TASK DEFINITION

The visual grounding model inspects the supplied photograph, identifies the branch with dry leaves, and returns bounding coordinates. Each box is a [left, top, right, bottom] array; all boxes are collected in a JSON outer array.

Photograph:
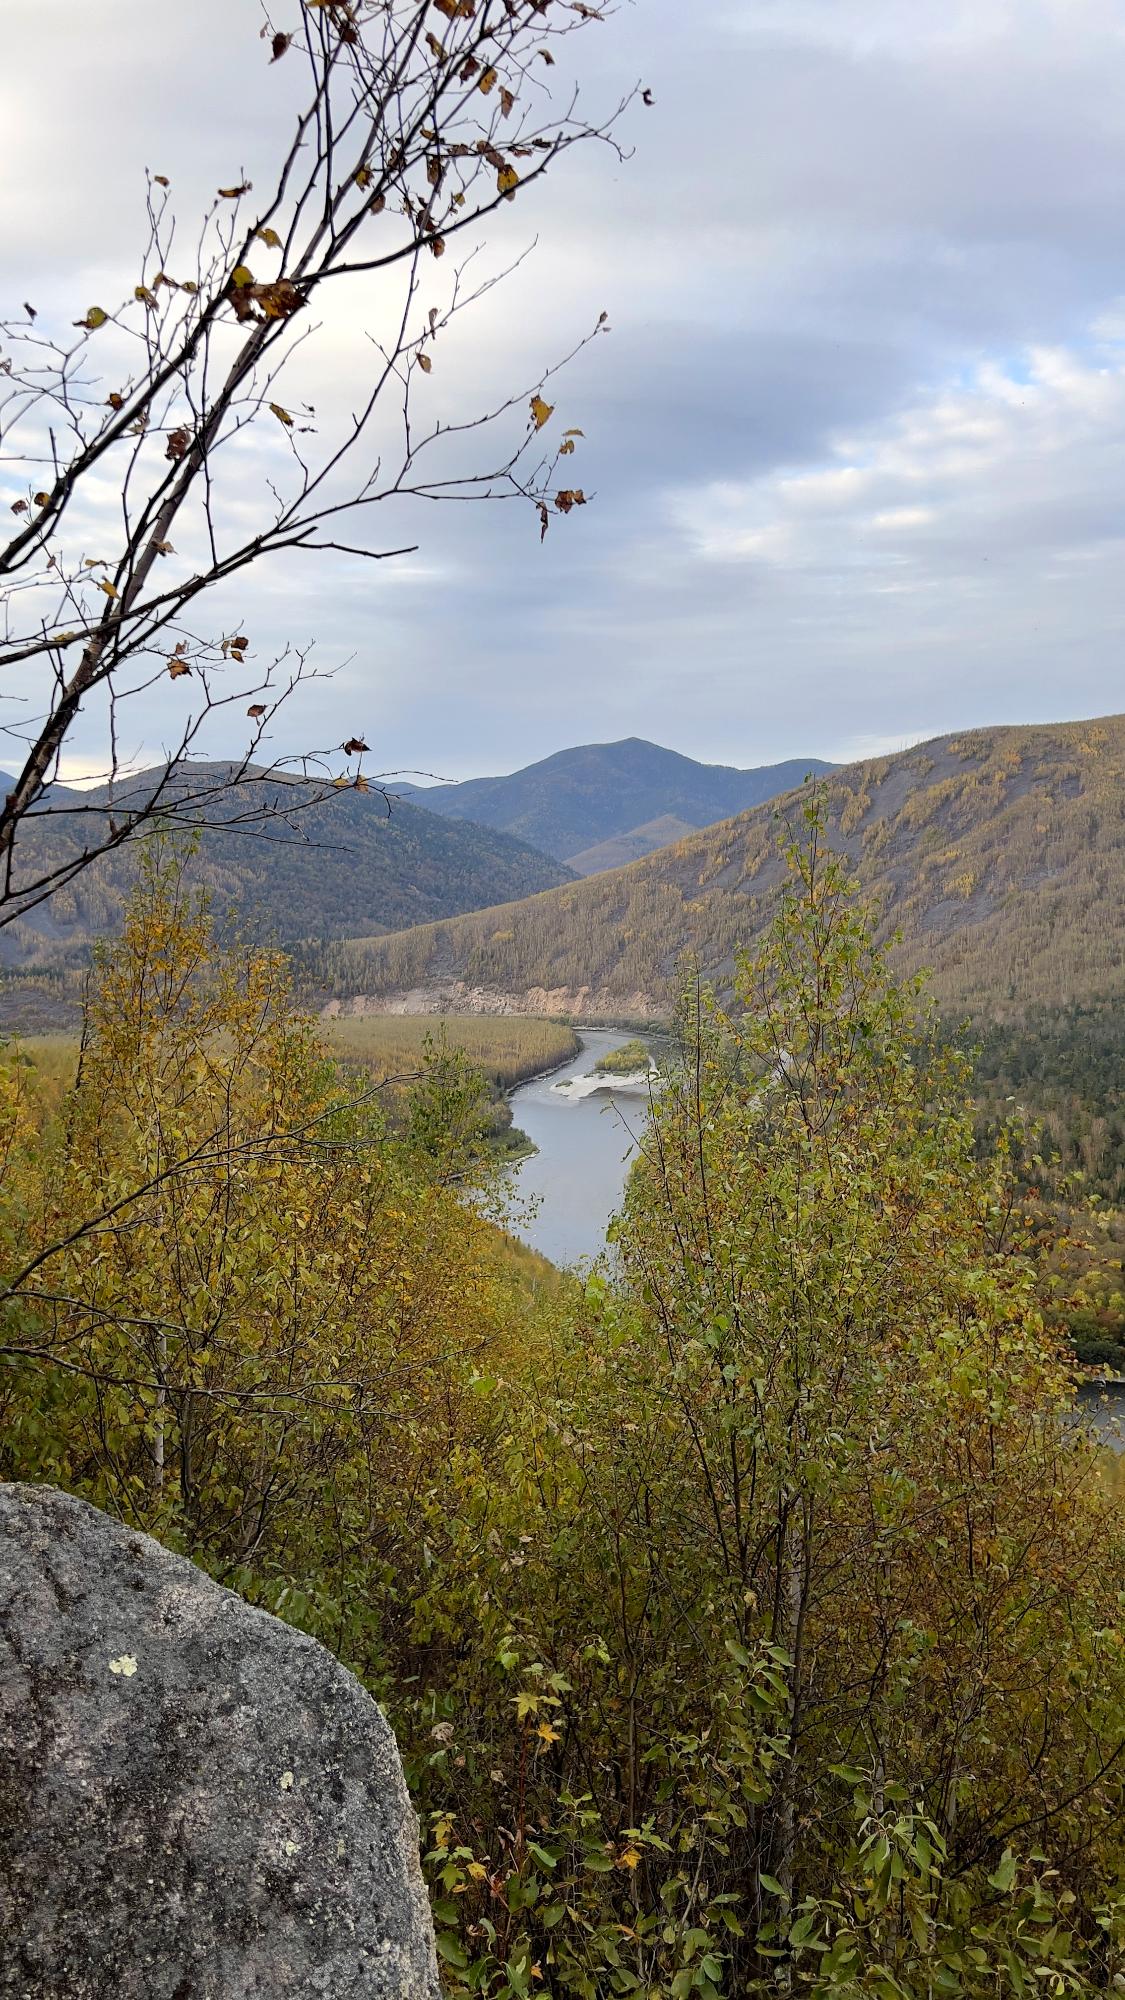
[[0, 0, 640, 928]]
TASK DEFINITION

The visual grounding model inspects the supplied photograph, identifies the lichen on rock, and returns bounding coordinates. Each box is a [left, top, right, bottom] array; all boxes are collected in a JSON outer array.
[[0, 1482, 440, 1999]]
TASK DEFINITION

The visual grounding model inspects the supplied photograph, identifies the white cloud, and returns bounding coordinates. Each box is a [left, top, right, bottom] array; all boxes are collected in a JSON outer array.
[[5, 0, 1125, 779], [672, 335, 1125, 585]]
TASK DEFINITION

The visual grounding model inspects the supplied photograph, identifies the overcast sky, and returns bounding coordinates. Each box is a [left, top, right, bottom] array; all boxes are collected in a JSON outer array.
[[4, 0, 1125, 783]]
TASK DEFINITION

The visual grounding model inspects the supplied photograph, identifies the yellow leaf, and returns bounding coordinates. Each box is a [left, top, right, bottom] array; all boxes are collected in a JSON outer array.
[[231, 264, 255, 289], [536, 1721, 560, 1745], [134, 285, 157, 307], [153, 539, 174, 555], [255, 226, 283, 249], [529, 395, 554, 431], [97, 580, 119, 600], [497, 166, 519, 197], [619, 1846, 641, 1871], [355, 165, 372, 189], [73, 306, 108, 330], [218, 182, 252, 199], [32, 491, 50, 507], [168, 659, 191, 679], [562, 427, 585, 438], [478, 66, 498, 94], [269, 401, 294, 426]]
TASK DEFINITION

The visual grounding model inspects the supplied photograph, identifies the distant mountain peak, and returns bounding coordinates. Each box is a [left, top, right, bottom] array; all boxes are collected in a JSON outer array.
[[400, 737, 835, 865], [328, 713, 1125, 1023]]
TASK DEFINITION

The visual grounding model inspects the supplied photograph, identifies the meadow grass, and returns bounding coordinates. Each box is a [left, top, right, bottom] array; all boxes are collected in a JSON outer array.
[[323, 1014, 579, 1090]]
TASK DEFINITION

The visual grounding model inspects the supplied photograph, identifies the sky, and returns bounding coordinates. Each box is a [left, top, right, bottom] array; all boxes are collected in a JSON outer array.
[[3, 0, 1125, 784]]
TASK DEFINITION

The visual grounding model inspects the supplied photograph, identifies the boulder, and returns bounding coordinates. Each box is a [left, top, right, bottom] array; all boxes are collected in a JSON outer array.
[[0, 1482, 440, 1999]]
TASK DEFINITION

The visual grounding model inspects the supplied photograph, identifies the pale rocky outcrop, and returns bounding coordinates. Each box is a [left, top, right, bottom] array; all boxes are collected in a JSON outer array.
[[322, 980, 665, 1023], [0, 1482, 439, 1999]]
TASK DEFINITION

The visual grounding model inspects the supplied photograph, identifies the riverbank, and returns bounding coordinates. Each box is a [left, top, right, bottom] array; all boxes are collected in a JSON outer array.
[[504, 1028, 653, 1267]]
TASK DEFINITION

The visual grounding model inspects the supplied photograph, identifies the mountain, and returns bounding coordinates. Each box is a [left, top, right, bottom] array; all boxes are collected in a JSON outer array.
[[566, 815, 699, 875], [0, 764, 574, 973], [399, 739, 835, 863], [316, 716, 1125, 1021]]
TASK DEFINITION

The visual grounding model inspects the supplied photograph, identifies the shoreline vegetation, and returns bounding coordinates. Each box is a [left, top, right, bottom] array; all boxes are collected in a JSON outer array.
[[593, 1036, 655, 1078], [4, 833, 1122, 1991], [324, 1014, 582, 1169]]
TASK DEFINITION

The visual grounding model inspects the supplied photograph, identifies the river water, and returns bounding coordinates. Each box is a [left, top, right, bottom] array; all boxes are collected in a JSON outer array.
[[507, 1029, 651, 1266], [506, 1037, 1125, 1447]]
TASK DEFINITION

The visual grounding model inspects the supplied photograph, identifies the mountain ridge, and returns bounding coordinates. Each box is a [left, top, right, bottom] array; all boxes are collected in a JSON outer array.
[[399, 737, 835, 863], [313, 715, 1125, 1021], [0, 763, 575, 974]]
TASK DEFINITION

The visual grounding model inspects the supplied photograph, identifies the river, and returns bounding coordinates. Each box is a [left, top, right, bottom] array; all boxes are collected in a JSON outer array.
[[507, 1029, 651, 1266], [506, 1039, 1125, 1448]]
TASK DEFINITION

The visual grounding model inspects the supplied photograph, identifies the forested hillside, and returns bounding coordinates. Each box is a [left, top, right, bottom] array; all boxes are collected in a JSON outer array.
[[318, 715, 1125, 1018], [0, 764, 573, 974], [399, 737, 833, 861], [566, 813, 699, 874]]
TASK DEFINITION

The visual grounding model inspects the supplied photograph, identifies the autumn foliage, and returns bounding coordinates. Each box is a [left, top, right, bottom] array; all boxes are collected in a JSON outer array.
[[0, 822, 1122, 1997]]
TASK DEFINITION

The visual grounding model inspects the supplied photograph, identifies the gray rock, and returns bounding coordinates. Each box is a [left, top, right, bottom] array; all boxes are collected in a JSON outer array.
[[0, 1482, 440, 1999]]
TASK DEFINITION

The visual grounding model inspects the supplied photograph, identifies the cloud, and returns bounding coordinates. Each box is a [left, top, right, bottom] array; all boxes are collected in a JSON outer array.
[[4, 0, 1125, 783]]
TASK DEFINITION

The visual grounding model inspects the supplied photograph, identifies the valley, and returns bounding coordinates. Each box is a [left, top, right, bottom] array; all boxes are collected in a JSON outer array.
[[8, 13, 1125, 1990], [316, 715, 1125, 1023]]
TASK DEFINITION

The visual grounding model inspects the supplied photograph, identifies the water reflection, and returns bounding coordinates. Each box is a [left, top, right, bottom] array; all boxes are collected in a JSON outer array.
[[508, 1029, 650, 1267]]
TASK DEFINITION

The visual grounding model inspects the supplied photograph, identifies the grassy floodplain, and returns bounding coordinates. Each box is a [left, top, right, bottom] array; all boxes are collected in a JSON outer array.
[[323, 1012, 579, 1089], [11, 1016, 581, 1105]]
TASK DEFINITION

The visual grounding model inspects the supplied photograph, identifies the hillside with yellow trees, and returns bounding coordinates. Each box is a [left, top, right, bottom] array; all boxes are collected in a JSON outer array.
[[4, 828, 1121, 1993], [310, 715, 1125, 1020]]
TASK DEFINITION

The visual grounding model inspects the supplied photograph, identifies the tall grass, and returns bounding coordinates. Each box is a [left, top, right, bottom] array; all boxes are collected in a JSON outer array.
[[324, 1014, 578, 1090]]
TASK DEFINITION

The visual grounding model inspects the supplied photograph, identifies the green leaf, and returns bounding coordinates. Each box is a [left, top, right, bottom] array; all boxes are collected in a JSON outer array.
[[989, 1849, 1018, 1894], [436, 1932, 470, 1969]]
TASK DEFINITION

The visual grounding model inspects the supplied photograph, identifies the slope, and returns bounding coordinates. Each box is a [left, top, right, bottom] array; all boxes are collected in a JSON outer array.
[[566, 815, 699, 875], [316, 716, 1125, 1021], [0, 764, 574, 972], [399, 738, 834, 861]]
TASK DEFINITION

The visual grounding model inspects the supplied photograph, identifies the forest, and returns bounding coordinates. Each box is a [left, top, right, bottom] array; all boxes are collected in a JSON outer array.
[[1, 822, 1121, 1997], [315, 717, 1125, 1023]]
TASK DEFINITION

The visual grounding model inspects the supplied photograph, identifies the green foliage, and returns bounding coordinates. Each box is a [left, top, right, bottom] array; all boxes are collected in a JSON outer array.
[[592, 1037, 651, 1076], [0, 843, 541, 1610], [382, 805, 1125, 1995], [2, 825, 1123, 1998]]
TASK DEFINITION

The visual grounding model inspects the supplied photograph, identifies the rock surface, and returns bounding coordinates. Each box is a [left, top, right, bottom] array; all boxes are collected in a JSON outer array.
[[0, 1482, 440, 1999]]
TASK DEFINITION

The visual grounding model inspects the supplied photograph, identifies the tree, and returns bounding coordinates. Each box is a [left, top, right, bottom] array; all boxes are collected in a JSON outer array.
[[0, 842, 532, 1605], [0, 1, 633, 926], [391, 803, 1124, 1996]]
